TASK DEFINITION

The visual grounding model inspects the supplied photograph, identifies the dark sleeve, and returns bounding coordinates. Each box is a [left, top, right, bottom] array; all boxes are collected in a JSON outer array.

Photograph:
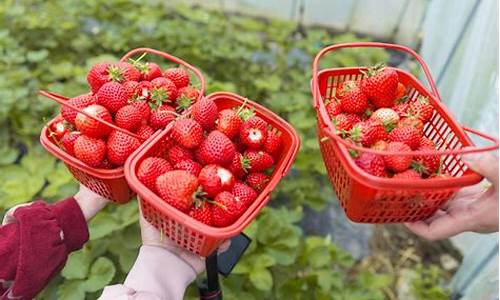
[[0, 198, 89, 300]]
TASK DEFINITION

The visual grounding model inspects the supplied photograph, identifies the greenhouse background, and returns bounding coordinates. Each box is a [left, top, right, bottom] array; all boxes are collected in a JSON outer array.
[[0, 0, 498, 299]]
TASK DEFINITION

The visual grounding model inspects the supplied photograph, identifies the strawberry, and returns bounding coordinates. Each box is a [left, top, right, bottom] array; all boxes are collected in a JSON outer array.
[[106, 130, 141, 165], [388, 126, 420, 150], [49, 117, 71, 141], [138, 62, 163, 81], [61, 131, 81, 156], [156, 170, 199, 213], [350, 120, 386, 147], [74, 135, 106, 167], [99, 158, 114, 169], [122, 80, 139, 99], [196, 130, 236, 165], [137, 157, 173, 192], [419, 137, 435, 148], [176, 86, 200, 111], [354, 153, 386, 177], [393, 169, 421, 180], [167, 145, 194, 165], [332, 113, 361, 132], [149, 105, 176, 130], [192, 98, 218, 130], [211, 191, 245, 227], [130, 100, 151, 122], [393, 102, 409, 117], [246, 172, 269, 192], [232, 182, 258, 208], [174, 159, 202, 177], [137, 125, 155, 140], [264, 130, 282, 156], [171, 118, 203, 149], [75, 104, 112, 138], [189, 201, 213, 226], [413, 145, 441, 175], [164, 67, 189, 88], [135, 81, 154, 100], [395, 82, 406, 100], [115, 104, 142, 132], [61, 93, 96, 124], [383, 142, 412, 173], [398, 117, 424, 135], [338, 80, 368, 114], [361, 64, 399, 108], [370, 108, 400, 130], [199, 164, 235, 197], [244, 150, 274, 172], [240, 116, 268, 149], [108, 62, 141, 83], [87, 62, 111, 93], [371, 140, 388, 151], [409, 96, 433, 122], [229, 153, 250, 179], [326, 100, 342, 118], [217, 109, 243, 139], [151, 77, 178, 102], [96, 82, 128, 113]]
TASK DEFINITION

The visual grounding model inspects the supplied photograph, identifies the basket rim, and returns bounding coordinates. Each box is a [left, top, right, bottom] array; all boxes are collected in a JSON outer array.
[[125, 91, 300, 239], [313, 66, 487, 189]]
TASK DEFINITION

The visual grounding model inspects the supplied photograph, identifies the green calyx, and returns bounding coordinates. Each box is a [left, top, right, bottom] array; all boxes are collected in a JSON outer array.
[[176, 95, 193, 112], [411, 160, 428, 175], [128, 52, 149, 74], [240, 155, 251, 173], [150, 87, 169, 105], [362, 62, 386, 78], [382, 121, 396, 133], [108, 65, 124, 82], [348, 149, 359, 158]]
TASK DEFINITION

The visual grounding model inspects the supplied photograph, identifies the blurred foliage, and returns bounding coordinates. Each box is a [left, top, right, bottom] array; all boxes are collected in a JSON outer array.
[[0, 0, 449, 299]]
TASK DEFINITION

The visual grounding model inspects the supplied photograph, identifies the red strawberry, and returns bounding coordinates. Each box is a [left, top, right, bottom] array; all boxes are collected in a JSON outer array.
[[413, 145, 441, 175], [122, 80, 139, 100], [229, 153, 250, 179], [189, 201, 213, 226], [370, 108, 400, 130], [409, 96, 433, 123], [371, 140, 388, 151], [135, 81, 154, 100], [393, 102, 409, 117], [176, 86, 200, 111], [192, 98, 218, 130], [216, 109, 242, 139], [361, 64, 399, 108], [139, 62, 163, 81], [96, 82, 128, 113], [246, 172, 269, 192], [395, 82, 406, 100], [156, 170, 199, 213], [75, 104, 112, 138], [106, 130, 141, 165], [196, 130, 236, 165], [199, 164, 235, 197], [49, 117, 71, 141], [149, 105, 176, 130], [108, 62, 141, 83], [231, 182, 258, 208], [350, 120, 386, 147], [419, 137, 435, 148], [240, 116, 268, 149], [130, 100, 151, 122], [164, 68, 189, 88], [211, 191, 245, 227], [87, 62, 111, 93], [264, 130, 282, 156], [393, 169, 421, 179], [174, 159, 202, 177], [137, 125, 155, 140], [61, 93, 96, 124], [389, 126, 420, 150], [74, 135, 106, 167], [326, 100, 342, 118], [398, 117, 424, 135], [61, 131, 81, 156], [99, 158, 114, 169], [151, 77, 178, 102], [167, 145, 193, 165], [338, 80, 368, 114], [354, 153, 386, 177], [383, 142, 412, 173], [115, 104, 142, 132], [244, 150, 274, 172], [332, 113, 361, 132], [137, 157, 173, 192], [171, 118, 203, 149]]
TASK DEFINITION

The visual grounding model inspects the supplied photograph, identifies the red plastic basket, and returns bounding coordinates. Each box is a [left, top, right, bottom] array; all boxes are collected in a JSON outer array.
[[39, 48, 206, 204], [125, 91, 300, 256], [311, 42, 499, 223]]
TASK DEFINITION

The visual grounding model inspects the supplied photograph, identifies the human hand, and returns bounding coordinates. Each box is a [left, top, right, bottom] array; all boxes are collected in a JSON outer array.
[[405, 150, 499, 240], [74, 184, 108, 221]]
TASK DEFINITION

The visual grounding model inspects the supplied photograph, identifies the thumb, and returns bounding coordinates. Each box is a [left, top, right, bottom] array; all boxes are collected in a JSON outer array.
[[462, 148, 499, 187]]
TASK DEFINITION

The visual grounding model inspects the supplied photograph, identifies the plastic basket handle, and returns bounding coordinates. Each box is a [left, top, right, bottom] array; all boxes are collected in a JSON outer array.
[[312, 42, 441, 108], [119, 47, 206, 103], [39, 90, 145, 140]]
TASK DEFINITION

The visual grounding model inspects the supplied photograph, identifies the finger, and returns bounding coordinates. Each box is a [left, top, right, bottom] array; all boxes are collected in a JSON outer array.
[[2, 203, 32, 225], [218, 240, 232, 253], [404, 211, 469, 241], [462, 149, 499, 187]]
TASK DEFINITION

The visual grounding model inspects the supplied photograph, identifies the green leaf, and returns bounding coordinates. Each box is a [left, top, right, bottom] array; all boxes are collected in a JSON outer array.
[[249, 267, 273, 291], [61, 249, 92, 280], [57, 280, 86, 300], [88, 212, 121, 240], [83, 257, 116, 292]]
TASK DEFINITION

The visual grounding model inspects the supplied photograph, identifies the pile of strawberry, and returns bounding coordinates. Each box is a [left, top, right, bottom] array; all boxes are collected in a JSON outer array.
[[48, 54, 200, 169], [137, 97, 282, 227], [326, 63, 444, 179]]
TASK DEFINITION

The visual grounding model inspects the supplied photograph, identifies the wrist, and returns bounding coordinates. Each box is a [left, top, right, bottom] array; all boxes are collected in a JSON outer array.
[[74, 189, 108, 221]]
